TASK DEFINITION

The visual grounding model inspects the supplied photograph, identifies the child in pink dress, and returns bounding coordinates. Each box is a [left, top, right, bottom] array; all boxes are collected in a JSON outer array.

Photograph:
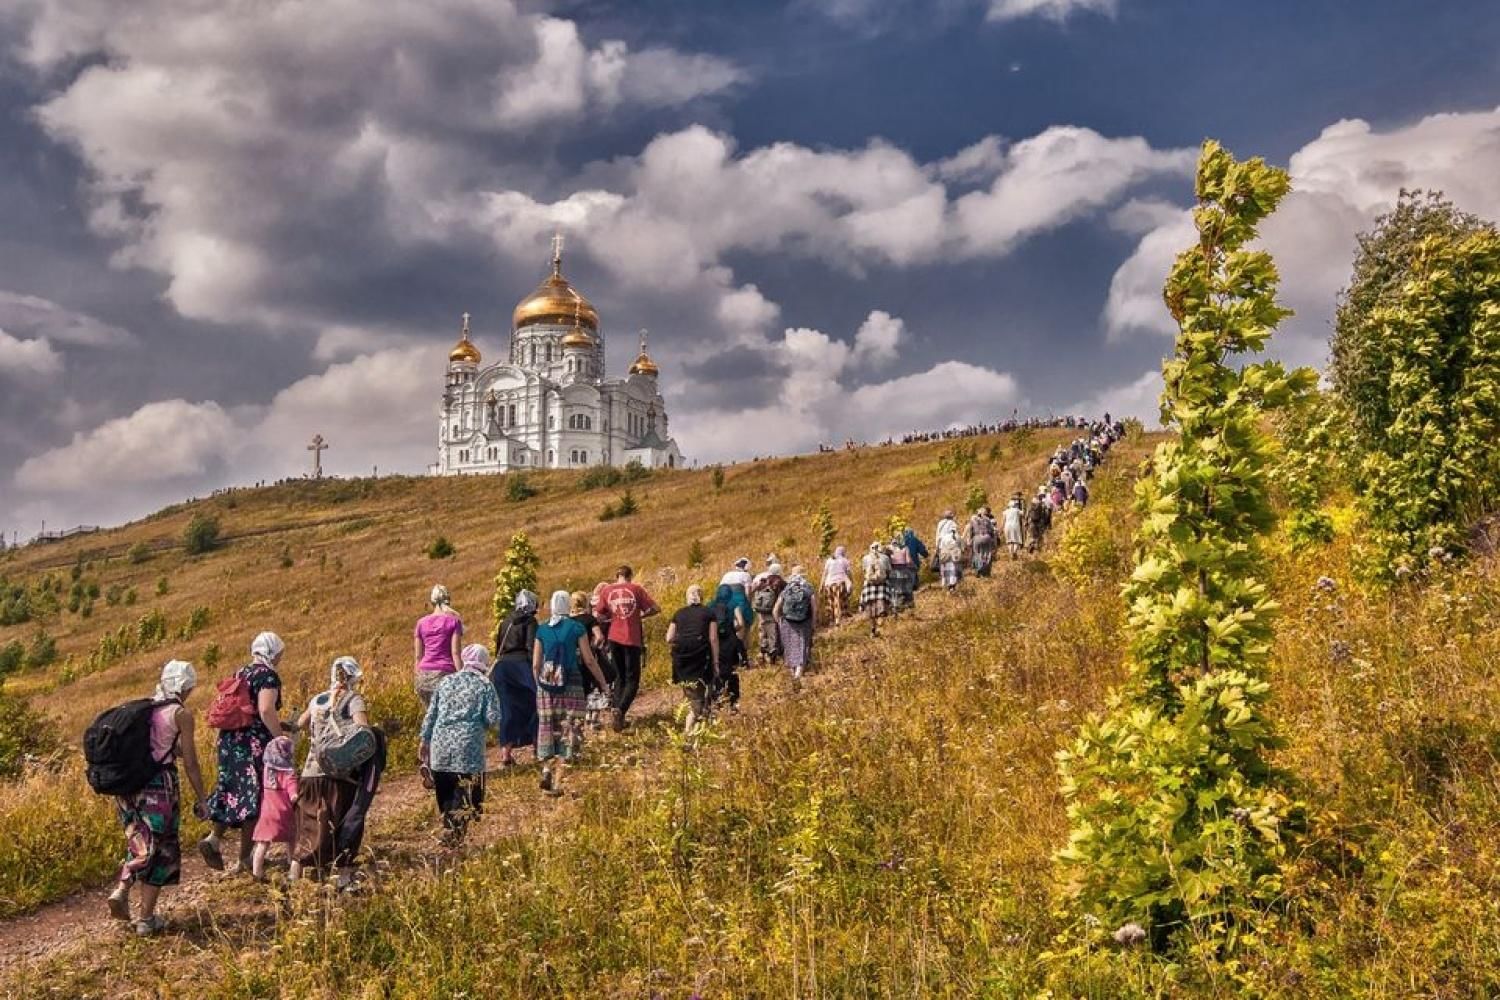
[[250, 735, 298, 881]]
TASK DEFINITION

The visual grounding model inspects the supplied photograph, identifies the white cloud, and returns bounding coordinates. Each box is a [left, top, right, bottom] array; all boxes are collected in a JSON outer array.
[[0, 330, 63, 378], [986, 0, 1117, 22], [0, 291, 134, 347], [14, 399, 236, 491], [851, 310, 905, 367], [1068, 368, 1162, 427], [1102, 107, 1500, 362]]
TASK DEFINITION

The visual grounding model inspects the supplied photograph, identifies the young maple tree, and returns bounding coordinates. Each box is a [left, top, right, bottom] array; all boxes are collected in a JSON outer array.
[[1056, 141, 1314, 956]]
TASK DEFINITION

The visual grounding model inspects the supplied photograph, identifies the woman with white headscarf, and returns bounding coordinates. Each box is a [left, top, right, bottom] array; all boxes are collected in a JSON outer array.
[[200, 631, 285, 875], [108, 660, 208, 937], [291, 656, 370, 887], [420, 643, 501, 845], [413, 584, 464, 710], [492, 589, 540, 767], [533, 591, 606, 796]]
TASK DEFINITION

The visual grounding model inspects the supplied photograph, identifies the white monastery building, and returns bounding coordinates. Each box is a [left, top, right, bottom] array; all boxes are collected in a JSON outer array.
[[433, 237, 685, 476]]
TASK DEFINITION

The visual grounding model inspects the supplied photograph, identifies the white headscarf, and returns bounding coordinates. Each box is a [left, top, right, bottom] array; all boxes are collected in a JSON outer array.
[[547, 590, 571, 627], [430, 584, 453, 610], [250, 631, 284, 666], [514, 590, 539, 615], [686, 584, 705, 605], [768, 563, 783, 577], [154, 659, 197, 702], [330, 654, 362, 689], [461, 643, 491, 675]]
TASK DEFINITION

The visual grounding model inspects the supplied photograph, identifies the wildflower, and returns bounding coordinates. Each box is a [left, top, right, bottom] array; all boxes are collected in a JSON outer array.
[[1230, 807, 1252, 826], [1112, 922, 1147, 947], [1314, 576, 1337, 593], [1329, 639, 1352, 663]]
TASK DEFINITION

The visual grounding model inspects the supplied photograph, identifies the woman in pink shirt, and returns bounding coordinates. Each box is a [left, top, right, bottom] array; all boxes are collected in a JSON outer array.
[[413, 584, 464, 709]]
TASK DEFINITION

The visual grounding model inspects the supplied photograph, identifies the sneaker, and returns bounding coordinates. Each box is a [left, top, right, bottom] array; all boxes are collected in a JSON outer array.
[[610, 710, 624, 733], [107, 885, 131, 922], [134, 915, 166, 938], [197, 837, 225, 871]]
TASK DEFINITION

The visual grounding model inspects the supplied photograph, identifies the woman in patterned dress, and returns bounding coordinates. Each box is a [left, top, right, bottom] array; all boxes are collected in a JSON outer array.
[[533, 591, 607, 797], [420, 643, 502, 845], [200, 631, 285, 874], [860, 543, 892, 638]]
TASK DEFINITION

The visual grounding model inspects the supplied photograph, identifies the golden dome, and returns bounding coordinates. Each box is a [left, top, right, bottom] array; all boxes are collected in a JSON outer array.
[[628, 329, 659, 377], [561, 324, 595, 350], [449, 312, 481, 364], [512, 237, 599, 331]]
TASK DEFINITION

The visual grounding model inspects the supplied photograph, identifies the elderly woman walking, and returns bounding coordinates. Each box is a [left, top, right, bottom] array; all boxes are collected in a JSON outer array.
[[860, 543, 892, 637], [200, 632, 285, 875], [492, 589, 540, 766], [534, 592, 607, 796], [291, 656, 370, 887], [709, 583, 748, 711], [774, 567, 817, 682], [108, 660, 208, 937], [935, 511, 964, 592], [666, 586, 720, 730], [821, 546, 853, 627], [966, 505, 998, 577], [414, 584, 464, 710], [420, 644, 501, 845]]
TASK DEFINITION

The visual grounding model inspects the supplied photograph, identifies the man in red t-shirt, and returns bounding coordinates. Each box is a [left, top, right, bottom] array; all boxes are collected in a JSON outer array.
[[593, 565, 660, 730]]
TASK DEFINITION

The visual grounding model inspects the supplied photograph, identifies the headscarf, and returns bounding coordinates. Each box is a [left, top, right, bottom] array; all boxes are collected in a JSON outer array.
[[788, 565, 807, 583], [734, 557, 751, 571], [250, 631, 284, 666], [686, 584, 705, 605], [569, 591, 589, 616], [460, 643, 491, 675], [430, 584, 453, 610], [514, 590, 539, 616], [768, 563, 783, 577], [154, 659, 197, 702], [263, 734, 295, 790], [833, 545, 847, 559], [548, 590, 570, 627], [330, 655, 362, 690]]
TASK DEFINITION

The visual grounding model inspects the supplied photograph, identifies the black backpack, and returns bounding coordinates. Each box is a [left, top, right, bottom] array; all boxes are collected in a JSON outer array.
[[84, 698, 164, 796]]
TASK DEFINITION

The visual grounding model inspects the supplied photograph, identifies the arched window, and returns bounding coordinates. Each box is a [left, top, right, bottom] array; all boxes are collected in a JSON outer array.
[[509, 404, 517, 426], [548, 414, 555, 429], [547, 449, 554, 465], [451, 424, 458, 438], [580, 450, 588, 465]]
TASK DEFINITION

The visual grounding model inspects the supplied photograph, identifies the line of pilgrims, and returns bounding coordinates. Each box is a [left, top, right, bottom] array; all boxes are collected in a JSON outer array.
[[89, 416, 1125, 936]]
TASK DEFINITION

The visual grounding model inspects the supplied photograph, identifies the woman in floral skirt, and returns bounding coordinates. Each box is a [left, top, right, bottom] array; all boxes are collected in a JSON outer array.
[[200, 631, 285, 874]]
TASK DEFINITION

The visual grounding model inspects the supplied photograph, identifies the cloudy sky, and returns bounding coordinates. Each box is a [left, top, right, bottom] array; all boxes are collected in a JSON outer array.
[[1, 0, 1499, 536]]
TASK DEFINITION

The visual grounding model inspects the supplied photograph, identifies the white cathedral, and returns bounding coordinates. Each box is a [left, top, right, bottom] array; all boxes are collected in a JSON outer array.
[[433, 237, 685, 476]]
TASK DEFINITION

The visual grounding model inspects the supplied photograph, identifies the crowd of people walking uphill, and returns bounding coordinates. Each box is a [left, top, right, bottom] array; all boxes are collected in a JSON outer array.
[[80, 415, 1125, 937]]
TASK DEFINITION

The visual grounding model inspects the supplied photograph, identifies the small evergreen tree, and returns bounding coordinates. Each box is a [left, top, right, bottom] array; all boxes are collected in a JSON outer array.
[[811, 500, 837, 558], [964, 482, 989, 514], [492, 532, 541, 627], [426, 536, 456, 560], [1056, 141, 1313, 957], [711, 465, 725, 491], [505, 474, 539, 503], [687, 539, 706, 568]]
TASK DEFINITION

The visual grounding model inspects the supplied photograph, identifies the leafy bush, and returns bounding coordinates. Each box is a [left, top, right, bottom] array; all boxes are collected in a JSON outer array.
[[933, 442, 977, 480], [127, 542, 151, 564], [1272, 389, 1339, 549], [505, 474, 539, 503], [156, 575, 169, 596], [25, 631, 57, 670], [0, 642, 23, 678], [581, 463, 649, 492], [427, 536, 456, 560], [105, 584, 123, 607], [492, 532, 541, 625], [964, 483, 988, 514], [0, 583, 30, 626], [184, 513, 221, 555], [1056, 141, 1314, 957], [279, 546, 294, 569], [178, 605, 211, 640], [202, 642, 221, 670], [0, 691, 57, 778], [687, 539, 705, 568], [711, 465, 725, 491]]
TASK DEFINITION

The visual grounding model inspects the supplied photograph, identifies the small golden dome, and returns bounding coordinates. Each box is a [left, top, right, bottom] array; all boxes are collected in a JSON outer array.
[[449, 312, 481, 364], [512, 237, 599, 331], [561, 325, 595, 350], [628, 329, 659, 377]]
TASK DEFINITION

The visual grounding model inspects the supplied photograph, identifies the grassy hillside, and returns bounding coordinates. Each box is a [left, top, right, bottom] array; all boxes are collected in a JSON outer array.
[[0, 429, 1085, 920], [3, 425, 1496, 998]]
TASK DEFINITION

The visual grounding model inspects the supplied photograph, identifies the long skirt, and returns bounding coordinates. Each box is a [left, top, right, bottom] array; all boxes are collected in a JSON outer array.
[[779, 619, 814, 674], [206, 724, 271, 828], [821, 582, 851, 622], [293, 775, 357, 870], [492, 654, 538, 750], [887, 564, 916, 611], [940, 559, 963, 588], [971, 538, 996, 576], [118, 766, 181, 888], [537, 683, 587, 762], [859, 580, 890, 615], [757, 616, 782, 662]]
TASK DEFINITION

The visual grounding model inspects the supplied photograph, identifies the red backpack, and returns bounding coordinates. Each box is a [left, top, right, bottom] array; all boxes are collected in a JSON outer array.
[[206, 671, 258, 730]]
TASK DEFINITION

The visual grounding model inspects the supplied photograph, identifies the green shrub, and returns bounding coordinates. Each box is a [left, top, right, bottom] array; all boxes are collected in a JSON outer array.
[[279, 546, 294, 569], [687, 539, 705, 568], [712, 465, 725, 491], [202, 642, 221, 670], [811, 500, 836, 558], [964, 482, 988, 514], [124, 587, 137, 606], [156, 575, 169, 596], [579, 466, 623, 491], [492, 533, 541, 625], [184, 513, 221, 555], [127, 542, 151, 564], [1056, 140, 1314, 958], [934, 442, 978, 480], [0, 642, 23, 677], [427, 536, 456, 560], [25, 631, 57, 671], [505, 474, 539, 503], [599, 490, 639, 521]]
